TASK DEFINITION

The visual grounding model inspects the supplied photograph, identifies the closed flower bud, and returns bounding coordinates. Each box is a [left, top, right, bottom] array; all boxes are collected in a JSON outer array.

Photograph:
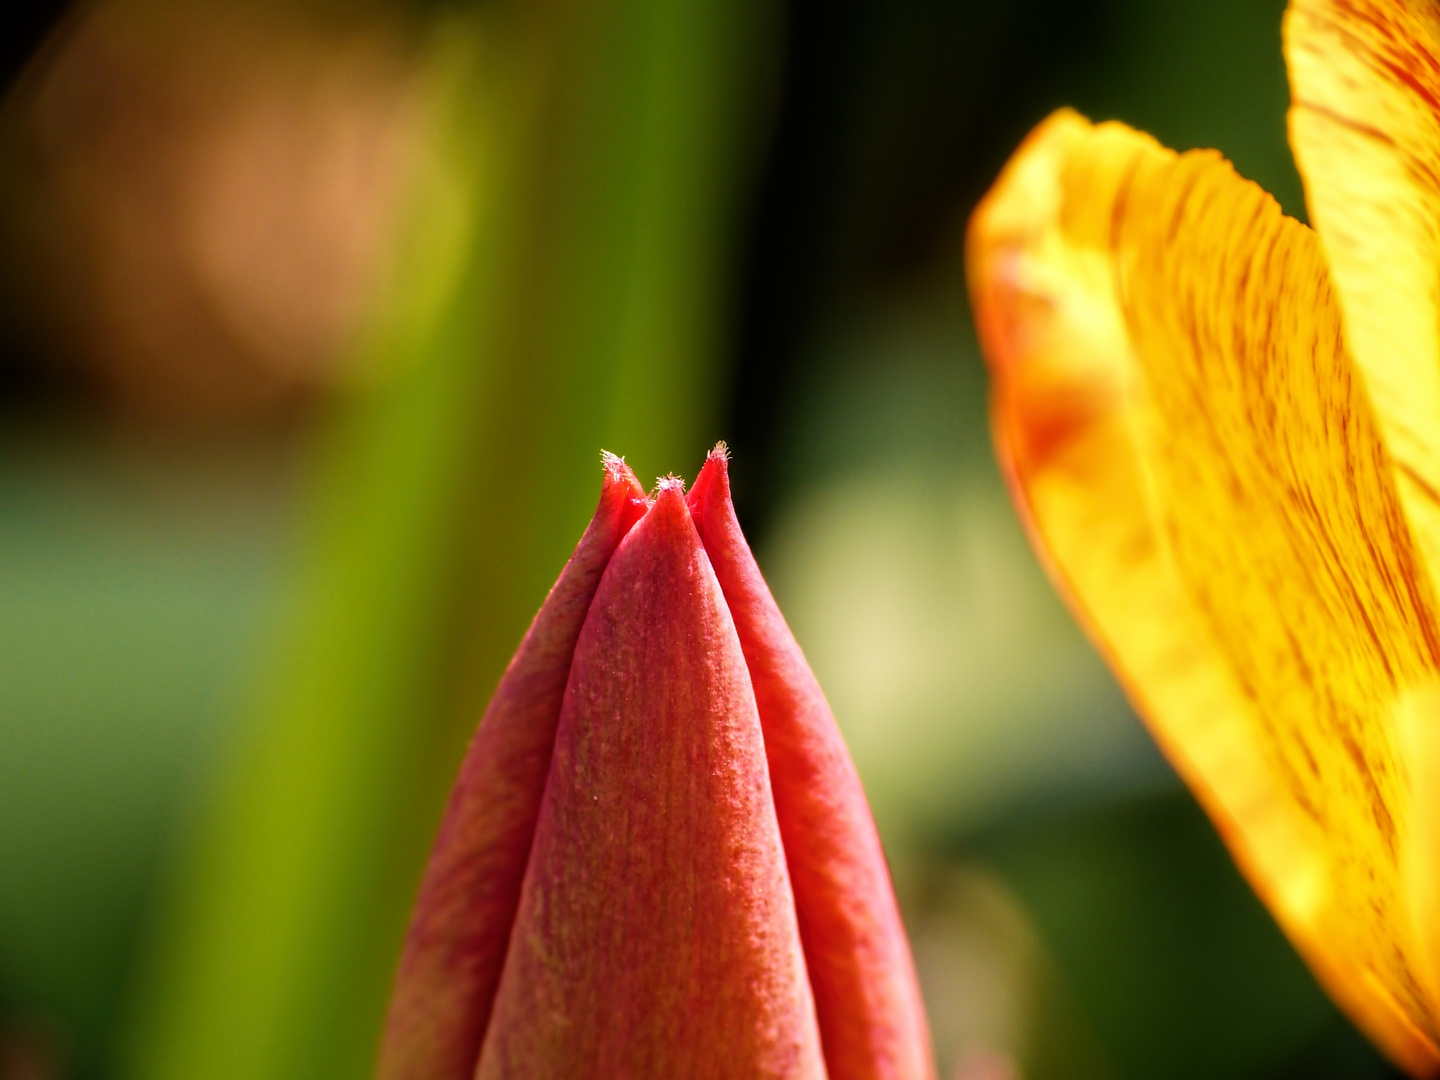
[[378, 446, 934, 1080]]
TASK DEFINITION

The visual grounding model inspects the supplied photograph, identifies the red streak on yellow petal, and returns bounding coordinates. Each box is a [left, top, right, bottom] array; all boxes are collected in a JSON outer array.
[[475, 481, 826, 1078], [689, 447, 936, 1080], [376, 455, 647, 1080]]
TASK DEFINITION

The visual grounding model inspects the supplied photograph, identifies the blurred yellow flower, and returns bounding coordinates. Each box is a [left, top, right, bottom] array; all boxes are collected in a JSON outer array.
[[967, 1, 1440, 1074]]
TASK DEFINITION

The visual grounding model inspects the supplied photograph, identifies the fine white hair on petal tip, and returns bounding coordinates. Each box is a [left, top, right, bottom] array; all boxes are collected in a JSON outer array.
[[709, 440, 730, 462], [653, 474, 686, 497]]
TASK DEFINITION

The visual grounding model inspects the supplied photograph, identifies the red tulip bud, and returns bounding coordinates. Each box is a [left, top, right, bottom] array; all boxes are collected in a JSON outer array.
[[378, 447, 934, 1080]]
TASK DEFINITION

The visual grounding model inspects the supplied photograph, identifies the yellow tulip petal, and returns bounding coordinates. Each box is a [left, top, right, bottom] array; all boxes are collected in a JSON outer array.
[[1286, 0, 1440, 579], [967, 110, 1440, 1073]]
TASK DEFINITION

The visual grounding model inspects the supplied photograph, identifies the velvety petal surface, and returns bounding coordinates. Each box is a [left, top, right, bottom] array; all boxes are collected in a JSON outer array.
[[377, 455, 647, 1080], [475, 480, 826, 1078], [688, 448, 936, 1080], [1286, 0, 1440, 579], [967, 110, 1440, 1072]]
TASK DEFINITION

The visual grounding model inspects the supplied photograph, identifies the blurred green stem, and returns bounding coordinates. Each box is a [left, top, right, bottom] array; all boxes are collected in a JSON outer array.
[[123, 1, 771, 1077]]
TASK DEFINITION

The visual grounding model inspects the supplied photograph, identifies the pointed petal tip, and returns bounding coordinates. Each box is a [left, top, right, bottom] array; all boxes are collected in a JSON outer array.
[[653, 474, 687, 499], [689, 444, 733, 522], [600, 450, 642, 492], [598, 450, 648, 534], [700, 443, 732, 487], [633, 476, 706, 555], [647, 477, 694, 533]]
